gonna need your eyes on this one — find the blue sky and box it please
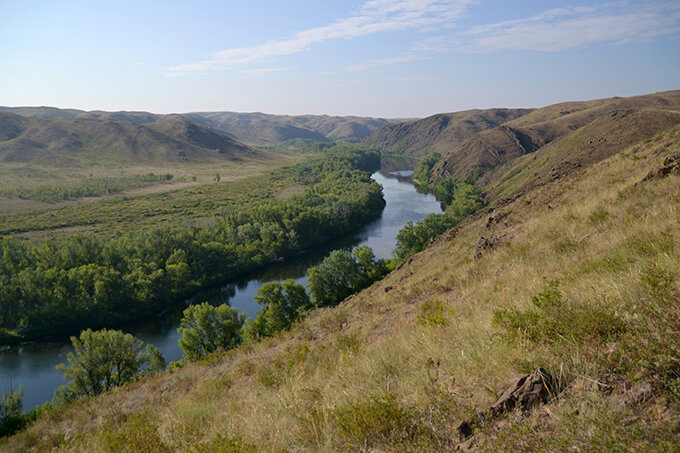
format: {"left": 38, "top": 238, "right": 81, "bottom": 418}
{"left": 1, "top": 0, "right": 679, "bottom": 117}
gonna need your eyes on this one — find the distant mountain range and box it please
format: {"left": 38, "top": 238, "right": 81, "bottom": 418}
{"left": 0, "top": 107, "right": 393, "bottom": 146}
{"left": 0, "top": 112, "right": 271, "bottom": 165}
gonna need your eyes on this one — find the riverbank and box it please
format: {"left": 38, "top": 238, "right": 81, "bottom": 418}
{"left": 1, "top": 169, "right": 443, "bottom": 411}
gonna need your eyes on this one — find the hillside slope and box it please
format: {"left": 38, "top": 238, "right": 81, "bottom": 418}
{"left": 184, "top": 112, "right": 391, "bottom": 144}
{"left": 3, "top": 122, "right": 679, "bottom": 450}
{"left": 362, "top": 108, "right": 533, "bottom": 158}
{"left": 429, "top": 90, "right": 680, "bottom": 193}
{"left": 0, "top": 107, "right": 392, "bottom": 145}
{"left": 0, "top": 113, "right": 270, "bottom": 164}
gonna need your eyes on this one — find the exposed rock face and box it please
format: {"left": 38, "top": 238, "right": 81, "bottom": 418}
{"left": 457, "top": 368, "right": 556, "bottom": 442}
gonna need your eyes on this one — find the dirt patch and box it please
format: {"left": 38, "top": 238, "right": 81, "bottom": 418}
{"left": 275, "top": 184, "right": 305, "bottom": 200}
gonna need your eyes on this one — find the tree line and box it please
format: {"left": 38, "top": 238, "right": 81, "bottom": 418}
{"left": 0, "top": 243, "right": 391, "bottom": 437}
{"left": 0, "top": 147, "right": 384, "bottom": 344}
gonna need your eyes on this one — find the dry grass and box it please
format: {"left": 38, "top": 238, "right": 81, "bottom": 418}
{"left": 0, "top": 156, "right": 299, "bottom": 215}
{"left": 2, "top": 126, "right": 679, "bottom": 451}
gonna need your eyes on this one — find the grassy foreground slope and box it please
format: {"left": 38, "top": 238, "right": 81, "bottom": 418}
{"left": 3, "top": 128, "right": 680, "bottom": 451}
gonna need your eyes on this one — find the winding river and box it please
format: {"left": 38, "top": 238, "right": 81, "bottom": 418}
{"left": 0, "top": 169, "right": 443, "bottom": 410}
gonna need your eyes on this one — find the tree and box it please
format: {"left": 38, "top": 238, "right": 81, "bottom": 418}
{"left": 248, "top": 279, "right": 312, "bottom": 339}
{"left": 55, "top": 329, "right": 165, "bottom": 399}
{"left": 0, "top": 387, "right": 23, "bottom": 420}
{"left": 177, "top": 302, "right": 246, "bottom": 361}
{"left": 307, "top": 246, "right": 389, "bottom": 307}
{"left": 0, "top": 386, "right": 25, "bottom": 437}
{"left": 413, "top": 152, "right": 441, "bottom": 192}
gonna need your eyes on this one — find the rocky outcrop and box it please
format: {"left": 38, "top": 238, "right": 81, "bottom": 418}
{"left": 457, "top": 368, "right": 556, "bottom": 443}
{"left": 641, "top": 152, "right": 680, "bottom": 182}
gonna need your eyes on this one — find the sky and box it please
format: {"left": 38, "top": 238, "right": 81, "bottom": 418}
{"left": 1, "top": 0, "right": 679, "bottom": 118}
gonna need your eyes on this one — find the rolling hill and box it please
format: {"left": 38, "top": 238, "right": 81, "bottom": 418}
{"left": 0, "top": 107, "right": 393, "bottom": 145}
{"left": 427, "top": 90, "right": 680, "bottom": 199}
{"left": 362, "top": 108, "right": 533, "bottom": 158}
{"left": 0, "top": 113, "right": 271, "bottom": 165}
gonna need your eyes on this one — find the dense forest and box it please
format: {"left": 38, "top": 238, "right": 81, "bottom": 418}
{"left": 0, "top": 147, "right": 384, "bottom": 344}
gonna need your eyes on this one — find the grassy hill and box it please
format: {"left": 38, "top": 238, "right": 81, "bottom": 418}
{"left": 0, "top": 113, "right": 269, "bottom": 165}
{"left": 182, "top": 112, "right": 392, "bottom": 145}
{"left": 2, "top": 99, "right": 678, "bottom": 450}
{"left": 362, "top": 108, "right": 533, "bottom": 158}
{"left": 429, "top": 91, "right": 680, "bottom": 195}
{"left": 0, "top": 107, "right": 392, "bottom": 145}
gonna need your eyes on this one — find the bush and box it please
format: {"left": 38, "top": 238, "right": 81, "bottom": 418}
{"left": 334, "top": 393, "right": 433, "bottom": 450}
{"left": 493, "top": 279, "right": 625, "bottom": 345}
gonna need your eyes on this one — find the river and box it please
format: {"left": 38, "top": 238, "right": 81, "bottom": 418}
{"left": 0, "top": 169, "right": 443, "bottom": 410}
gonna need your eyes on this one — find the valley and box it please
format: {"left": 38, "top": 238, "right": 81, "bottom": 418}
{"left": 0, "top": 91, "right": 679, "bottom": 451}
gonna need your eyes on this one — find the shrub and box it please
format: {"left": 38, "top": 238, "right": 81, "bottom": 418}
{"left": 334, "top": 393, "right": 431, "bottom": 449}
{"left": 493, "top": 280, "right": 625, "bottom": 345}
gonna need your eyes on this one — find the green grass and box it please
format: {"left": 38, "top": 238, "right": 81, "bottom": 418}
{"left": 0, "top": 165, "right": 298, "bottom": 238}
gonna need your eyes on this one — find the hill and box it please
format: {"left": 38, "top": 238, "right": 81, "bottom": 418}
{"left": 362, "top": 108, "right": 533, "bottom": 158}
{"left": 0, "top": 107, "right": 393, "bottom": 145}
{"left": 167, "top": 111, "right": 392, "bottom": 145}
{"left": 428, "top": 91, "right": 680, "bottom": 199}
{"left": 0, "top": 113, "right": 270, "bottom": 165}
{"left": 2, "top": 95, "right": 679, "bottom": 451}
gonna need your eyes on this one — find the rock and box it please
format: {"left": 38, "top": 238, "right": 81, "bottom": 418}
{"left": 474, "top": 234, "right": 503, "bottom": 259}
{"left": 457, "top": 368, "right": 555, "bottom": 442}
{"left": 641, "top": 152, "right": 680, "bottom": 182}
{"left": 490, "top": 368, "right": 555, "bottom": 415}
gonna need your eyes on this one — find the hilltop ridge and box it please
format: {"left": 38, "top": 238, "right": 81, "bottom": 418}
{"left": 0, "top": 106, "right": 392, "bottom": 145}
{"left": 0, "top": 112, "right": 270, "bottom": 164}
{"left": 362, "top": 108, "right": 533, "bottom": 158}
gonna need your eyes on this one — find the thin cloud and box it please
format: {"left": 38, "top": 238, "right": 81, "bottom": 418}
{"left": 462, "top": 2, "right": 680, "bottom": 52}
{"left": 241, "top": 67, "right": 288, "bottom": 77}
{"left": 166, "top": 0, "right": 474, "bottom": 76}
{"left": 346, "top": 55, "right": 422, "bottom": 72}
